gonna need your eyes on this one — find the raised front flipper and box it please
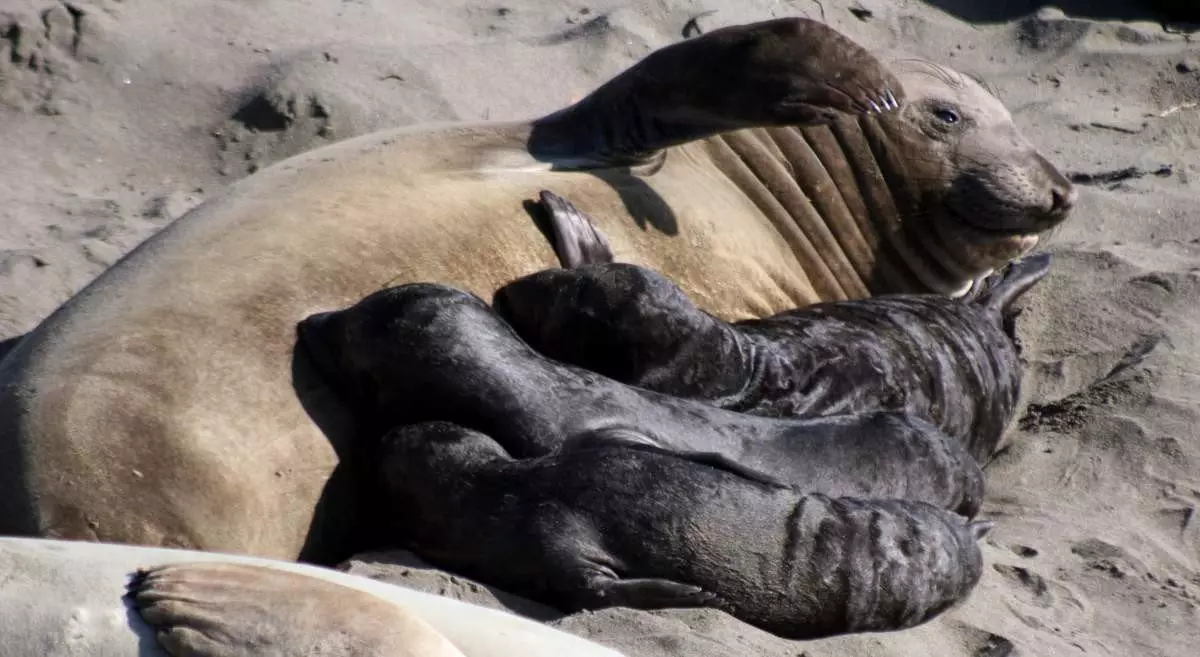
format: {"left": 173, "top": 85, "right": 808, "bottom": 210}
{"left": 539, "top": 190, "right": 614, "bottom": 268}
{"left": 129, "top": 562, "right": 466, "bottom": 657}
{"left": 528, "top": 17, "right": 904, "bottom": 164}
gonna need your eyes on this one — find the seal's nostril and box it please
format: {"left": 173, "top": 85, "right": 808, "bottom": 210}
{"left": 1050, "top": 185, "right": 1076, "bottom": 214}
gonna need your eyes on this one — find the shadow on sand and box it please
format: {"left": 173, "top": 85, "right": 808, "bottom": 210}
{"left": 918, "top": 0, "right": 1198, "bottom": 24}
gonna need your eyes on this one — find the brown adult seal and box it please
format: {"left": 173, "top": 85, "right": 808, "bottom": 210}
{"left": 495, "top": 191, "right": 1051, "bottom": 463}
{"left": 376, "top": 421, "right": 992, "bottom": 640}
{"left": 0, "top": 17, "right": 1075, "bottom": 559}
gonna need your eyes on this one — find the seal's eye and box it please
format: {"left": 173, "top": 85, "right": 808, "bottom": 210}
{"left": 934, "top": 108, "right": 960, "bottom": 125}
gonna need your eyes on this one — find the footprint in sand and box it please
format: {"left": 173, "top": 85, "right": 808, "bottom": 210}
{"left": 992, "top": 557, "right": 1091, "bottom": 636}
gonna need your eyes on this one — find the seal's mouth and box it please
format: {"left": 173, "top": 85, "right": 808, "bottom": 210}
{"left": 941, "top": 208, "right": 1043, "bottom": 266}
{"left": 920, "top": 209, "right": 1040, "bottom": 288}
{"left": 298, "top": 312, "right": 344, "bottom": 381}
{"left": 944, "top": 207, "right": 1039, "bottom": 240}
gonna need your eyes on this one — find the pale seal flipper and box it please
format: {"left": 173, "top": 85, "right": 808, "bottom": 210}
{"left": 300, "top": 284, "right": 984, "bottom": 516}
{"left": 378, "top": 421, "right": 988, "bottom": 639}
{"left": 130, "top": 562, "right": 466, "bottom": 657}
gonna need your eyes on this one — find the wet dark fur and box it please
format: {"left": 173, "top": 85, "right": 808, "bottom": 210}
{"left": 378, "top": 421, "right": 990, "bottom": 640}
{"left": 299, "top": 284, "right": 984, "bottom": 516}
{"left": 494, "top": 192, "right": 1050, "bottom": 463}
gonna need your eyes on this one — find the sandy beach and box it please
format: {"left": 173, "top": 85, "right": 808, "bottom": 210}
{"left": 2, "top": 1, "right": 1198, "bottom": 655}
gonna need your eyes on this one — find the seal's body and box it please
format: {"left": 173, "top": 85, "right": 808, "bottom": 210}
{"left": 378, "top": 422, "right": 990, "bottom": 641}
{"left": 298, "top": 282, "right": 984, "bottom": 516}
{"left": 0, "top": 17, "right": 1074, "bottom": 559}
{"left": 496, "top": 191, "right": 1051, "bottom": 463}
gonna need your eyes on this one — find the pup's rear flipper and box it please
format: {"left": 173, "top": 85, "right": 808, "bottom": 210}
{"left": 973, "top": 253, "right": 1052, "bottom": 320}
{"left": 540, "top": 190, "right": 615, "bottom": 268}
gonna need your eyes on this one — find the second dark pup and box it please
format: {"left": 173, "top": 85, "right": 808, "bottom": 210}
{"left": 377, "top": 420, "right": 990, "bottom": 641}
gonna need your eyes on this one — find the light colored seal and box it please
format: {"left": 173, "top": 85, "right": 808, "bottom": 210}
{"left": 376, "top": 421, "right": 993, "bottom": 640}
{"left": 0, "top": 17, "right": 1076, "bottom": 560}
{"left": 0, "top": 537, "right": 625, "bottom": 657}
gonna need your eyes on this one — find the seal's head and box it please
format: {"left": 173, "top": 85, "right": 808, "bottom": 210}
{"left": 494, "top": 263, "right": 703, "bottom": 381}
{"left": 873, "top": 58, "right": 1075, "bottom": 291}
{"left": 298, "top": 284, "right": 506, "bottom": 412}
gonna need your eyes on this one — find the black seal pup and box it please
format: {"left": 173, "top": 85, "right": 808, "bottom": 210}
{"left": 298, "top": 284, "right": 985, "bottom": 516}
{"left": 377, "top": 420, "right": 992, "bottom": 640}
{"left": 493, "top": 190, "right": 1051, "bottom": 463}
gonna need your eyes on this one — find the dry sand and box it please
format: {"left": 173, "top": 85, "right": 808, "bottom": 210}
{"left": 2, "top": 0, "right": 1199, "bottom": 655}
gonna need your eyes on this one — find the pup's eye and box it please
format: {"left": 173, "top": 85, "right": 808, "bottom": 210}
{"left": 933, "top": 108, "right": 960, "bottom": 124}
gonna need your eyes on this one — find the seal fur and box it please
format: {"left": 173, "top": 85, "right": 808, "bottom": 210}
{"left": 297, "top": 282, "right": 985, "bottom": 516}
{"left": 377, "top": 421, "right": 991, "bottom": 640}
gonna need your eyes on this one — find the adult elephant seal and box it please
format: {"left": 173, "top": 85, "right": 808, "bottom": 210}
{"left": 297, "top": 281, "right": 985, "bottom": 517}
{"left": 494, "top": 191, "right": 1051, "bottom": 463}
{"left": 0, "top": 537, "right": 625, "bottom": 657}
{"left": 0, "top": 17, "right": 1076, "bottom": 560}
{"left": 376, "top": 421, "right": 992, "bottom": 640}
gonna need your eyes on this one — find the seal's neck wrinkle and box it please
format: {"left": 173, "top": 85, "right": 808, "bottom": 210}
{"left": 858, "top": 116, "right": 975, "bottom": 296}
{"left": 703, "top": 118, "right": 979, "bottom": 300}
{"left": 821, "top": 116, "right": 935, "bottom": 295}
{"left": 705, "top": 124, "right": 917, "bottom": 302}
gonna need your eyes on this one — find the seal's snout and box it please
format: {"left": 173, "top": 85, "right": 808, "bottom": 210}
{"left": 968, "top": 519, "right": 995, "bottom": 542}
{"left": 297, "top": 311, "right": 343, "bottom": 379}
{"left": 491, "top": 284, "right": 528, "bottom": 324}
{"left": 1038, "top": 153, "right": 1077, "bottom": 223}
{"left": 494, "top": 271, "right": 566, "bottom": 334}
{"left": 1050, "top": 183, "right": 1077, "bottom": 216}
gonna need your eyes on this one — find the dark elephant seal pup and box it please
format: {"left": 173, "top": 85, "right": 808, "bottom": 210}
{"left": 377, "top": 421, "right": 991, "bottom": 640}
{"left": 495, "top": 191, "right": 1052, "bottom": 463}
{"left": 298, "top": 284, "right": 984, "bottom": 517}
